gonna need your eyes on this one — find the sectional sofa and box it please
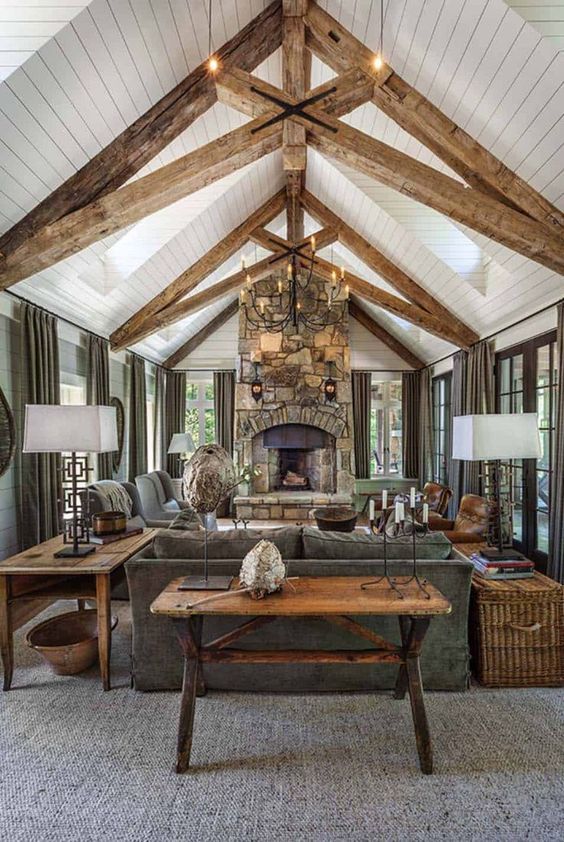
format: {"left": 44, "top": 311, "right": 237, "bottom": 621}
{"left": 125, "top": 526, "right": 473, "bottom": 693}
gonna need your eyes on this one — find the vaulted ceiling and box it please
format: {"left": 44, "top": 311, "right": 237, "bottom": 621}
{"left": 0, "top": 0, "right": 562, "bottom": 368}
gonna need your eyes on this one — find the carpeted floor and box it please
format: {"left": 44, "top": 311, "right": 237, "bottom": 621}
{"left": 1, "top": 601, "right": 563, "bottom": 842}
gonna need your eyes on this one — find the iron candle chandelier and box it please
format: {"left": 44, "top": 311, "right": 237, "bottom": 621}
{"left": 240, "top": 238, "right": 349, "bottom": 334}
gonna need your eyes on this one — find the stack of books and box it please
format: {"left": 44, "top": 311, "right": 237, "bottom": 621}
{"left": 469, "top": 549, "right": 534, "bottom": 580}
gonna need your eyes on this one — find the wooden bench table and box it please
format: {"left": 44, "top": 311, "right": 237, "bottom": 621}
{"left": 151, "top": 576, "right": 451, "bottom": 774}
{"left": 0, "top": 529, "right": 155, "bottom": 691}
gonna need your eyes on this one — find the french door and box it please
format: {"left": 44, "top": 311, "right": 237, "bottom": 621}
{"left": 496, "top": 331, "right": 558, "bottom": 571}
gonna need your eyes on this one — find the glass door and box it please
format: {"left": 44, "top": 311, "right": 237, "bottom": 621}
{"left": 496, "top": 331, "right": 557, "bottom": 570}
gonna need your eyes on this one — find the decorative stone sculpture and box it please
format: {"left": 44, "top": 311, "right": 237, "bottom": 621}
{"left": 239, "top": 539, "right": 287, "bottom": 599}
{"left": 183, "top": 444, "right": 237, "bottom": 513}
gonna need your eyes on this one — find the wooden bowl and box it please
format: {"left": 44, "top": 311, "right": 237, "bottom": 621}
{"left": 92, "top": 510, "right": 127, "bottom": 535}
{"left": 26, "top": 610, "right": 118, "bottom": 675}
{"left": 313, "top": 506, "right": 358, "bottom": 532}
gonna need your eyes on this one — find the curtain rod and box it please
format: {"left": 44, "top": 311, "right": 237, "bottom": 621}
{"left": 4, "top": 289, "right": 164, "bottom": 369}
{"left": 424, "top": 296, "right": 563, "bottom": 370}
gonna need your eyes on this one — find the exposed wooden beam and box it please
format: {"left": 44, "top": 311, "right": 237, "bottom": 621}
{"left": 302, "top": 115, "right": 564, "bottom": 277}
{"left": 125, "top": 253, "right": 289, "bottom": 346}
{"left": 249, "top": 225, "right": 336, "bottom": 252}
{"left": 164, "top": 299, "right": 239, "bottom": 369}
{"left": 349, "top": 297, "right": 424, "bottom": 369}
{"left": 305, "top": 1, "right": 564, "bottom": 231}
{"left": 0, "top": 118, "right": 283, "bottom": 290}
{"left": 0, "top": 1, "right": 283, "bottom": 262}
{"left": 110, "top": 190, "right": 286, "bottom": 352}
{"left": 301, "top": 190, "right": 478, "bottom": 347}
{"left": 313, "top": 256, "right": 468, "bottom": 347}
{"left": 214, "top": 65, "right": 374, "bottom": 123}
{"left": 282, "top": 1, "right": 308, "bottom": 241}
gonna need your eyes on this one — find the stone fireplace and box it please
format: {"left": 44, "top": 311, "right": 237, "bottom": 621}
{"left": 234, "top": 271, "right": 355, "bottom": 521}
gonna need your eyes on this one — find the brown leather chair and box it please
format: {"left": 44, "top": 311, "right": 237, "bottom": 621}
{"left": 427, "top": 493, "right": 490, "bottom": 543}
{"left": 421, "top": 482, "right": 452, "bottom": 517}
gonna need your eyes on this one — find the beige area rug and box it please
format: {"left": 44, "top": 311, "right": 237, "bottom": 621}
{"left": 1, "top": 601, "right": 563, "bottom": 842}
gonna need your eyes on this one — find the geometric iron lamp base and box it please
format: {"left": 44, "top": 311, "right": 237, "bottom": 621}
{"left": 480, "top": 547, "right": 525, "bottom": 562}
{"left": 178, "top": 575, "right": 234, "bottom": 591}
{"left": 54, "top": 545, "right": 96, "bottom": 558}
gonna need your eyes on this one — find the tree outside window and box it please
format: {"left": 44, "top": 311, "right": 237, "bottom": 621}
{"left": 370, "top": 380, "right": 402, "bottom": 476}
{"left": 185, "top": 382, "right": 215, "bottom": 447}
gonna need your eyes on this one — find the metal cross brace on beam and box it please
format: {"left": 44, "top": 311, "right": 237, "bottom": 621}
{"left": 250, "top": 85, "right": 338, "bottom": 134}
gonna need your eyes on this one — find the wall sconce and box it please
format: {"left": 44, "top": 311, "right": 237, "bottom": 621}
{"left": 323, "top": 362, "right": 337, "bottom": 402}
{"left": 251, "top": 362, "right": 263, "bottom": 403}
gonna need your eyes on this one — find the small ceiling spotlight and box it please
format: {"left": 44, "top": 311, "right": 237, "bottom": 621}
{"left": 208, "top": 56, "right": 219, "bottom": 73}
{"left": 374, "top": 0, "right": 385, "bottom": 71}
{"left": 207, "top": 2, "right": 218, "bottom": 73}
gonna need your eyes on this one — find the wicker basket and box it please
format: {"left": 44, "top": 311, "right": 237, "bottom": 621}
{"left": 470, "top": 571, "right": 564, "bottom": 687}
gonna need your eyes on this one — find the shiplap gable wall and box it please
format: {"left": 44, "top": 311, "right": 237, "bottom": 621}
{"left": 506, "top": 0, "right": 564, "bottom": 52}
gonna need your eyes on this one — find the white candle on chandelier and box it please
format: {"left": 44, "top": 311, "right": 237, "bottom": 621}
{"left": 331, "top": 268, "right": 337, "bottom": 286}
{"left": 345, "top": 284, "right": 350, "bottom": 299}
{"left": 240, "top": 289, "right": 245, "bottom": 304}
{"left": 369, "top": 499, "right": 375, "bottom": 523}
{"left": 278, "top": 278, "right": 283, "bottom": 294}
{"left": 310, "top": 235, "right": 316, "bottom": 252}
{"left": 340, "top": 266, "right": 345, "bottom": 280}
{"left": 287, "top": 263, "right": 292, "bottom": 279}
{"left": 246, "top": 273, "right": 251, "bottom": 290}
{"left": 259, "top": 300, "right": 265, "bottom": 315}
{"left": 410, "top": 487, "right": 416, "bottom": 509}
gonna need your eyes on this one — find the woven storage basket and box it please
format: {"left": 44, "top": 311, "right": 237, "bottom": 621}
{"left": 470, "top": 571, "right": 564, "bottom": 687}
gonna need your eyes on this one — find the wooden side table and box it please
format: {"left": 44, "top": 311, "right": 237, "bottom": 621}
{"left": 453, "top": 543, "right": 564, "bottom": 687}
{"left": 151, "top": 576, "right": 451, "bottom": 774}
{"left": 0, "top": 529, "right": 155, "bottom": 691}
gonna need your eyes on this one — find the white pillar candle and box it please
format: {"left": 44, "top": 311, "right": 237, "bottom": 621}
{"left": 410, "top": 487, "right": 416, "bottom": 508}
{"left": 369, "top": 499, "right": 375, "bottom": 522}
{"left": 381, "top": 489, "right": 388, "bottom": 510}
{"left": 395, "top": 502, "right": 401, "bottom": 523}
{"left": 399, "top": 502, "right": 405, "bottom": 521}
{"left": 422, "top": 503, "right": 429, "bottom": 523}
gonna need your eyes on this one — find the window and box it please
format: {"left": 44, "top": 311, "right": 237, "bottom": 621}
{"left": 185, "top": 381, "right": 215, "bottom": 447}
{"left": 370, "top": 380, "right": 402, "bottom": 476}
{"left": 432, "top": 374, "right": 451, "bottom": 485}
{"left": 496, "top": 331, "right": 557, "bottom": 569}
{"left": 60, "top": 374, "right": 86, "bottom": 406}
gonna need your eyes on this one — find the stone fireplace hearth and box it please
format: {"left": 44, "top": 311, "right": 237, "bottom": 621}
{"left": 234, "top": 272, "right": 355, "bottom": 522}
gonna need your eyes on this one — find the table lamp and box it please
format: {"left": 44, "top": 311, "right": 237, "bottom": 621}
{"left": 452, "top": 413, "right": 541, "bottom": 560}
{"left": 168, "top": 432, "right": 195, "bottom": 464}
{"left": 23, "top": 405, "right": 118, "bottom": 558}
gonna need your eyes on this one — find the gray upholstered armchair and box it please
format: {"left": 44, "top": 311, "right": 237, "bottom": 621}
{"left": 135, "top": 470, "right": 217, "bottom": 529}
{"left": 83, "top": 480, "right": 171, "bottom": 529}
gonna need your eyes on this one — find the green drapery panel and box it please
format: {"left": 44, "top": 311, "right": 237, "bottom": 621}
{"left": 214, "top": 370, "right": 236, "bottom": 517}
{"left": 154, "top": 365, "right": 167, "bottom": 471}
{"left": 418, "top": 367, "right": 434, "bottom": 488}
{"left": 548, "top": 302, "right": 564, "bottom": 583}
{"left": 165, "top": 370, "right": 186, "bottom": 478}
{"left": 351, "top": 371, "right": 372, "bottom": 479}
{"left": 402, "top": 371, "right": 420, "bottom": 481}
{"left": 20, "top": 302, "right": 61, "bottom": 548}
{"left": 87, "top": 334, "right": 113, "bottom": 480}
{"left": 128, "top": 354, "right": 147, "bottom": 481}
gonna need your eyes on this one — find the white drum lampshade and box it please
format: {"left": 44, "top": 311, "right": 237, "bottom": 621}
{"left": 167, "top": 433, "right": 195, "bottom": 455}
{"left": 23, "top": 405, "right": 118, "bottom": 453}
{"left": 452, "top": 413, "right": 542, "bottom": 461}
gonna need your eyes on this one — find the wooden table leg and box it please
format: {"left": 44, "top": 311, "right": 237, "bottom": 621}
{"left": 404, "top": 617, "right": 433, "bottom": 774}
{"left": 393, "top": 615, "right": 410, "bottom": 700}
{"left": 0, "top": 577, "right": 13, "bottom": 691}
{"left": 96, "top": 574, "right": 112, "bottom": 691}
{"left": 173, "top": 617, "right": 201, "bottom": 773}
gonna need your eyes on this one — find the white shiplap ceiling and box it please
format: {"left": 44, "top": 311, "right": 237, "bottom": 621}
{"left": 0, "top": 0, "right": 563, "bottom": 368}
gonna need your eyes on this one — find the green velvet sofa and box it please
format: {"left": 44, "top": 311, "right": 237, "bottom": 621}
{"left": 125, "top": 526, "right": 472, "bottom": 693}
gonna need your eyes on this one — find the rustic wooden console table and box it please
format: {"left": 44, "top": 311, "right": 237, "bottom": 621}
{"left": 0, "top": 529, "right": 155, "bottom": 691}
{"left": 151, "top": 576, "right": 451, "bottom": 774}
